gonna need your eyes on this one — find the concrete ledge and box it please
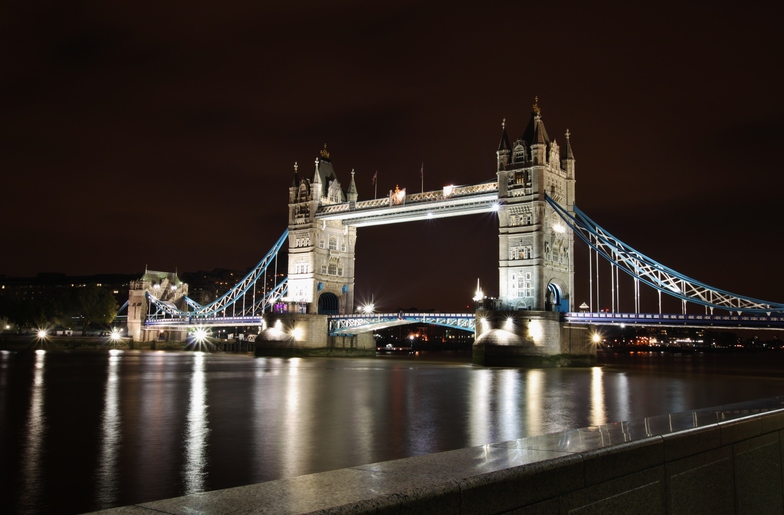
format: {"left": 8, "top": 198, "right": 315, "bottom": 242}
{"left": 93, "top": 396, "right": 784, "bottom": 515}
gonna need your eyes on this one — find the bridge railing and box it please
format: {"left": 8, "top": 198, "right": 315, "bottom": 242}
{"left": 328, "top": 312, "right": 476, "bottom": 336}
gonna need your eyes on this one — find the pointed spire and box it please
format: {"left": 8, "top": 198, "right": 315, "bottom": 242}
{"left": 291, "top": 161, "right": 299, "bottom": 187}
{"left": 497, "top": 118, "right": 511, "bottom": 152}
{"left": 522, "top": 96, "right": 549, "bottom": 147}
{"left": 313, "top": 156, "right": 321, "bottom": 184}
{"left": 348, "top": 168, "right": 358, "bottom": 201}
{"left": 563, "top": 129, "right": 575, "bottom": 161}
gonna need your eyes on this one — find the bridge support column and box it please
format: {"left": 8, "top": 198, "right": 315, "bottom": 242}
{"left": 254, "top": 314, "right": 375, "bottom": 357}
{"left": 472, "top": 310, "right": 595, "bottom": 367}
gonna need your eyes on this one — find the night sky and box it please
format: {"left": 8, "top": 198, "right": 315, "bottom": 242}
{"left": 2, "top": 2, "right": 783, "bottom": 313}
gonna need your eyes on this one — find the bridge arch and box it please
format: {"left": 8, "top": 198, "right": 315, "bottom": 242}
{"left": 546, "top": 280, "right": 568, "bottom": 313}
{"left": 318, "top": 292, "right": 340, "bottom": 315}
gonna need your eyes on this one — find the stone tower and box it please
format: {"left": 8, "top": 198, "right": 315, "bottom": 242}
{"left": 127, "top": 269, "right": 188, "bottom": 343}
{"left": 496, "top": 99, "right": 576, "bottom": 312}
{"left": 285, "top": 145, "right": 357, "bottom": 314}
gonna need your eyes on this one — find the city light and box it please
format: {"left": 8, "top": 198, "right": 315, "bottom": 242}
{"left": 553, "top": 222, "right": 566, "bottom": 233}
{"left": 110, "top": 328, "right": 121, "bottom": 342}
{"left": 36, "top": 329, "right": 48, "bottom": 340}
{"left": 473, "top": 278, "right": 483, "bottom": 302}
{"left": 291, "top": 327, "right": 303, "bottom": 340}
{"left": 193, "top": 327, "right": 209, "bottom": 343}
{"left": 528, "top": 320, "right": 543, "bottom": 343}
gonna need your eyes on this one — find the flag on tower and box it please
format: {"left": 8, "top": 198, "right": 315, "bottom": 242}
{"left": 372, "top": 171, "right": 377, "bottom": 184}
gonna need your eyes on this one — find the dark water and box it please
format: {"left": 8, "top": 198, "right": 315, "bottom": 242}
{"left": 2, "top": 349, "right": 784, "bottom": 514}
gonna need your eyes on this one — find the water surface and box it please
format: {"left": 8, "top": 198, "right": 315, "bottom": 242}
{"left": 1, "top": 349, "right": 783, "bottom": 514}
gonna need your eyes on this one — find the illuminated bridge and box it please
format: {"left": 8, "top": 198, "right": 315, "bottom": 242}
{"left": 138, "top": 189, "right": 784, "bottom": 336}
{"left": 130, "top": 105, "right": 784, "bottom": 346}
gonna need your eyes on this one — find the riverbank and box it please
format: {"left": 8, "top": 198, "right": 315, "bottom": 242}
{"left": 0, "top": 334, "right": 257, "bottom": 352}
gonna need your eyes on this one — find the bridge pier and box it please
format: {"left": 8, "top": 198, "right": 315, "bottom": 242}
{"left": 254, "top": 314, "right": 375, "bottom": 358}
{"left": 472, "top": 310, "right": 595, "bottom": 367}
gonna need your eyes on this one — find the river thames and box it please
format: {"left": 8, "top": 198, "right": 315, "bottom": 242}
{"left": 2, "top": 348, "right": 784, "bottom": 514}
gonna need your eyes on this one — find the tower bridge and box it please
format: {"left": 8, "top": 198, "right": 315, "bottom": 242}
{"left": 127, "top": 100, "right": 784, "bottom": 365}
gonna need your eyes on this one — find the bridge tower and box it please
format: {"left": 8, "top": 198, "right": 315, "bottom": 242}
{"left": 285, "top": 145, "right": 357, "bottom": 315}
{"left": 495, "top": 99, "right": 576, "bottom": 312}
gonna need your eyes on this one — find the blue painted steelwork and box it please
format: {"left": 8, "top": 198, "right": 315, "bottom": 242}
{"left": 145, "top": 315, "right": 266, "bottom": 328}
{"left": 183, "top": 296, "right": 202, "bottom": 309}
{"left": 545, "top": 196, "right": 784, "bottom": 315}
{"left": 567, "top": 312, "right": 784, "bottom": 329}
{"left": 190, "top": 230, "right": 289, "bottom": 318}
{"left": 143, "top": 230, "right": 288, "bottom": 327}
{"left": 328, "top": 312, "right": 476, "bottom": 336}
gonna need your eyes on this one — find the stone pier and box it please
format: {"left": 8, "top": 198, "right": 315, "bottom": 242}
{"left": 254, "top": 313, "right": 375, "bottom": 358}
{"left": 472, "top": 310, "right": 595, "bottom": 367}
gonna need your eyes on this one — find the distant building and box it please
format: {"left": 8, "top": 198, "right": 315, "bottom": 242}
{"left": 0, "top": 272, "right": 138, "bottom": 307}
{"left": 127, "top": 269, "right": 188, "bottom": 342}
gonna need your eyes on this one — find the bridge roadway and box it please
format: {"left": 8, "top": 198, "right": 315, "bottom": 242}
{"left": 566, "top": 311, "right": 784, "bottom": 330}
{"left": 143, "top": 311, "right": 784, "bottom": 333}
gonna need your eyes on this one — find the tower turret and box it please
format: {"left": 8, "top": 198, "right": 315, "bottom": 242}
{"left": 523, "top": 97, "right": 549, "bottom": 165}
{"left": 289, "top": 162, "right": 299, "bottom": 203}
{"left": 497, "top": 118, "right": 511, "bottom": 172}
{"left": 347, "top": 169, "right": 358, "bottom": 203}
{"left": 563, "top": 129, "right": 575, "bottom": 179}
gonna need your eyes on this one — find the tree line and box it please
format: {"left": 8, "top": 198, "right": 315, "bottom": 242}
{"left": 0, "top": 285, "right": 118, "bottom": 336}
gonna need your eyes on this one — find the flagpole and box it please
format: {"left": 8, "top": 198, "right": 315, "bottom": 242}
{"left": 420, "top": 162, "right": 423, "bottom": 193}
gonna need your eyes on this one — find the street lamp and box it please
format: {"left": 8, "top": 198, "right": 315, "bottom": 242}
{"left": 109, "top": 328, "right": 122, "bottom": 347}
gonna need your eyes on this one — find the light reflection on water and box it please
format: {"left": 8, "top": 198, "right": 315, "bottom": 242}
{"left": 590, "top": 367, "right": 605, "bottom": 426}
{"left": 20, "top": 350, "right": 46, "bottom": 513}
{"left": 2, "top": 350, "right": 784, "bottom": 515}
{"left": 183, "top": 352, "right": 209, "bottom": 495}
{"left": 96, "top": 351, "right": 121, "bottom": 506}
